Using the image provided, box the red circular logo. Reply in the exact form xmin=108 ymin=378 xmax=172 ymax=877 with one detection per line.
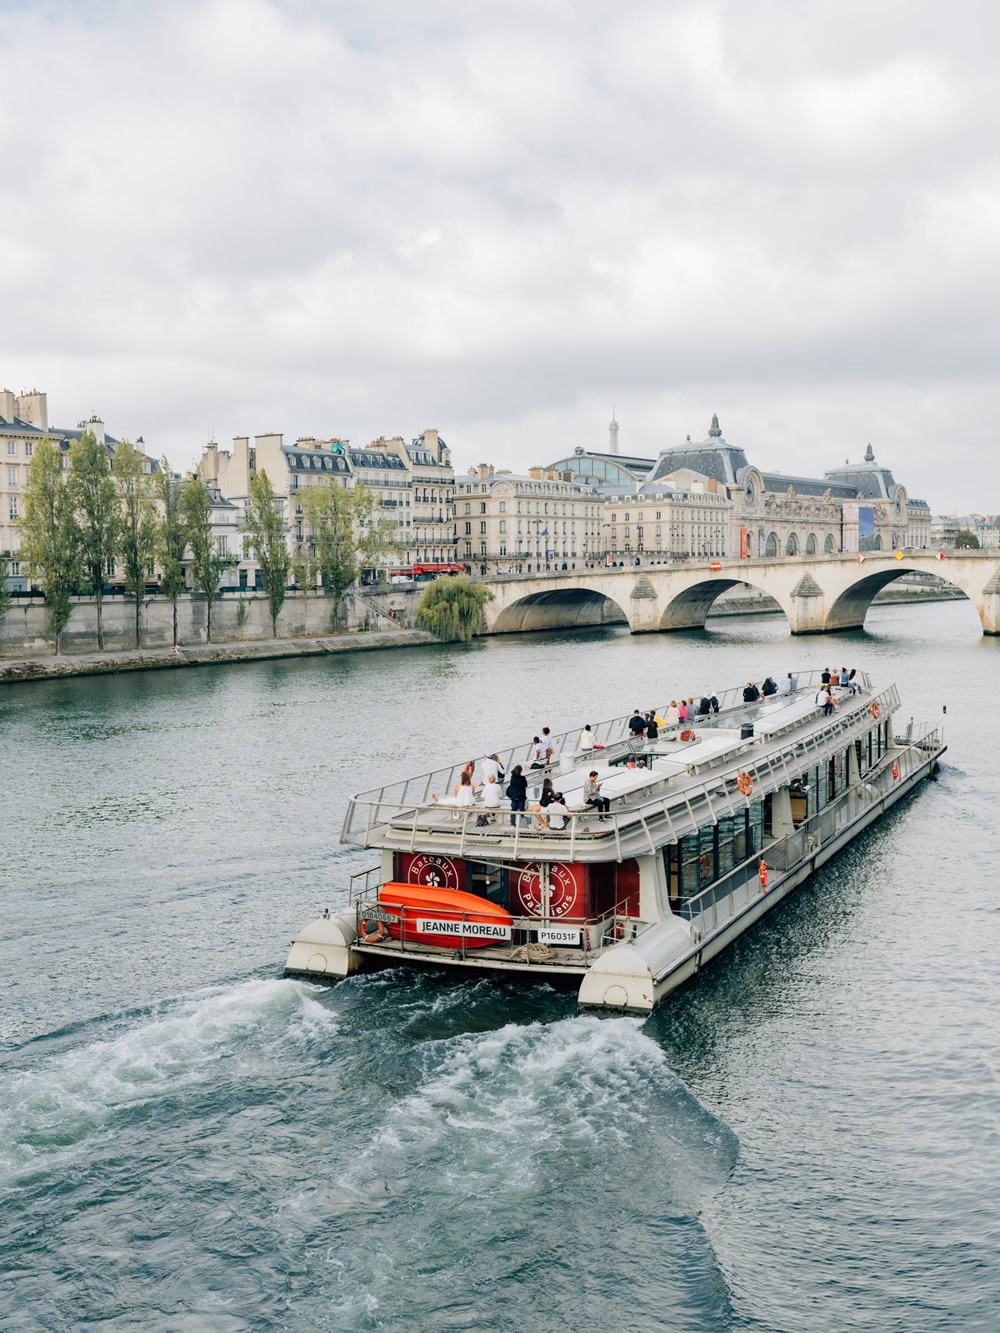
xmin=516 ymin=863 xmax=580 ymax=918
xmin=406 ymin=854 xmax=460 ymax=890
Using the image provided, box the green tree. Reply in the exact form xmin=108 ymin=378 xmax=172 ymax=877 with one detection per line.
xmin=0 ymin=550 xmax=11 ymax=625
xmin=114 ymin=441 xmax=158 ymax=650
xmin=954 ymin=529 xmax=980 ymax=550
xmin=243 ymin=470 xmax=290 ymax=638
xmin=416 ymin=574 xmax=493 ymax=642
xmin=18 ymin=438 xmax=79 ymax=654
xmin=180 ymin=477 xmax=230 ymax=643
xmin=68 ymin=430 xmax=118 ymax=651
xmin=300 ymin=481 xmax=399 ymax=626
xmin=152 ymin=459 xmax=186 ymax=647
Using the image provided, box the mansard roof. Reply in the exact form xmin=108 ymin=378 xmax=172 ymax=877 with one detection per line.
xmin=0 ymin=414 xmax=54 ymax=438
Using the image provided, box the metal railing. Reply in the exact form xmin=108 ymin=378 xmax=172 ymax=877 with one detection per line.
xmin=340 ymin=676 xmax=888 ymax=858
xmin=342 ymin=670 xmax=872 ymax=830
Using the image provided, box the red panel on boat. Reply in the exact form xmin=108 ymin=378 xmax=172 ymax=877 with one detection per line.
xmin=393 ymin=852 xmax=468 ymax=893
xmin=509 ymin=862 xmax=585 ymax=921
xmin=378 ymin=882 xmax=512 ymax=949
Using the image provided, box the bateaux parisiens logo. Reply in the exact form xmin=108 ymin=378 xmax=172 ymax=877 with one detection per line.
xmin=406 ymin=854 xmax=461 ymax=890
xmin=516 ymin=863 xmax=580 ymax=919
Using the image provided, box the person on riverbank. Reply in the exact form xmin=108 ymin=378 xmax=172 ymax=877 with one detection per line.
xmin=584 ymin=771 xmax=610 ymax=816
xmin=506 ymin=765 xmax=528 ymax=826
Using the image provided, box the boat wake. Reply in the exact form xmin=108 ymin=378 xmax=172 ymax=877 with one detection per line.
xmin=0 ymin=977 xmax=336 ymax=1183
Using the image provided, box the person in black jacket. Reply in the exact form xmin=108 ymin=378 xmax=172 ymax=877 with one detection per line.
xmin=506 ymin=765 xmax=528 ymax=826
xmin=743 ymin=681 xmax=761 ymax=703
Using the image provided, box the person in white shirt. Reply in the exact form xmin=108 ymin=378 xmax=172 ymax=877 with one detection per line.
xmin=537 ymin=795 xmax=570 ymax=830
xmin=478 ymin=754 xmax=501 ymax=785
xmin=530 ymin=737 xmax=547 ymax=769
xmin=780 ymin=673 xmax=795 ymax=695
xmin=665 ymin=701 xmax=680 ymax=726
xmin=579 ymin=725 xmax=595 ymax=751
xmin=481 ymin=775 xmax=502 ymax=808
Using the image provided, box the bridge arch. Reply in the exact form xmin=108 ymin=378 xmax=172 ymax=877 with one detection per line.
xmin=824 ymin=564 xmax=970 ymax=633
xmin=491 ymin=586 xmax=629 ymax=633
xmin=658 ymin=577 xmax=790 ymax=633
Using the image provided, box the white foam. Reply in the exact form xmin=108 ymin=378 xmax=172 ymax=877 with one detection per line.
xmin=0 ymin=978 xmax=336 ymax=1182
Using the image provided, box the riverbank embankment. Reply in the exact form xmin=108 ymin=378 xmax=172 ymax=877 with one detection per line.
xmin=0 ymin=628 xmax=437 ymax=684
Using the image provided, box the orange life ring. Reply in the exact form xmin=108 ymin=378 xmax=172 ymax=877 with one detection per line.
xmin=737 ymin=771 xmax=753 ymax=797
xmin=870 ymin=702 xmax=880 ymax=720
xmin=759 ymin=859 xmax=768 ymax=891
xmin=680 ymin=729 xmax=697 ymax=742
xmin=359 ymin=917 xmax=387 ymax=943
xmin=892 ymin=762 xmax=899 ymax=781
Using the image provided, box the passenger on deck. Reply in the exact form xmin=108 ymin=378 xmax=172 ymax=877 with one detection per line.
xmin=584 ymin=771 xmax=611 ymax=815
xmin=679 ymin=699 xmax=690 ymax=722
xmin=839 ymin=667 xmax=850 ymax=687
xmin=432 ymin=770 xmax=476 ymax=807
xmin=762 ymin=676 xmax=777 ymax=697
xmin=821 ymin=667 xmax=832 ymax=686
xmin=579 ymin=724 xmax=595 ymax=751
xmin=540 ymin=795 xmax=570 ymax=830
xmin=628 ymin=710 xmax=647 ymax=737
xmin=814 ymin=686 xmax=836 ymax=716
xmin=711 ymin=695 xmax=720 ymax=714
xmin=698 ymin=696 xmax=712 ymax=715
xmin=743 ymin=681 xmax=761 ymax=703
xmin=478 ymin=754 xmax=502 ymax=785
xmin=477 ymin=775 xmax=502 ymax=824
xmin=848 ymin=669 xmax=861 ymax=695
xmin=779 ymin=673 xmax=795 ymax=695
xmin=665 ymin=700 xmax=680 ymax=725
xmin=506 ymin=764 xmax=528 ymax=825
xmin=645 ymin=712 xmax=659 ymax=741
xmin=529 ymin=736 xmax=547 ymax=769
xmin=542 ymin=727 xmax=553 ymax=764
xmin=687 ymin=697 xmax=696 ymax=718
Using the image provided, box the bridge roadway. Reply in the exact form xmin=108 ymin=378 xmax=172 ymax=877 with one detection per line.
xmin=480 ymin=551 xmax=1000 ymax=636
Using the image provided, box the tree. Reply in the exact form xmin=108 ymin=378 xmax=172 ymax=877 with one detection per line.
xmin=243 ymin=470 xmax=290 ymax=638
xmin=152 ymin=459 xmax=186 ymax=647
xmin=180 ymin=477 xmax=230 ymax=643
xmin=299 ymin=481 xmax=399 ymax=626
xmin=114 ymin=441 xmax=158 ymax=650
xmin=0 ymin=550 xmax=11 ymax=625
xmin=416 ymin=575 xmax=493 ymax=642
xmin=18 ymin=438 xmax=79 ymax=654
xmin=68 ymin=430 xmax=118 ymax=651
xmin=954 ymin=529 xmax=980 ymax=550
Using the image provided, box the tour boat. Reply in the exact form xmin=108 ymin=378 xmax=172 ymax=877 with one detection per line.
xmin=285 ymin=671 xmax=945 ymax=1012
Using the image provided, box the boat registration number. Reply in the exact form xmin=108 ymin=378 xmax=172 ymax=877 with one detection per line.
xmin=359 ymin=907 xmax=398 ymax=924
xmin=538 ymin=927 xmax=580 ymax=946
xmin=416 ymin=918 xmax=512 ymax=940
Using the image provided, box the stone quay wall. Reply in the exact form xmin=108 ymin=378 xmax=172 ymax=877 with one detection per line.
xmin=0 ymin=585 xmax=424 ymax=660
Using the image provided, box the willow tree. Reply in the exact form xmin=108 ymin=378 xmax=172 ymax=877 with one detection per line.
xmin=180 ymin=477 xmax=230 ymax=643
xmin=68 ymin=430 xmax=117 ymax=651
xmin=18 ymin=438 xmax=79 ymax=654
xmin=114 ymin=441 xmax=158 ymax=650
xmin=299 ymin=480 xmax=398 ymax=626
xmin=243 ymin=470 xmax=289 ymax=638
xmin=152 ymin=459 xmax=186 ymax=647
xmin=416 ymin=575 xmax=493 ymax=642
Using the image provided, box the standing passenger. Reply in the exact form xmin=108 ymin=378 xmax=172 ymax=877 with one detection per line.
xmin=645 ymin=712 xmax=659 ymax=741
xmin=506 ymin=764 xmax=528 ymax=826
xmin=629 ymin=710 xmax=647 ymax=737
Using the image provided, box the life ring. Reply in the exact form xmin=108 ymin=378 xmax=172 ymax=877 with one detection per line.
xmin=759 ymin=859 xmax=768 ymax=891
xmin=359 ymin=917 xmax=387 ymax=943
xmin=737 ymin=771 xmax=753 ymax=797
xmin=680 ymin=728 xmax=698 ymax=742
xmin=870 ymin=702 xmax=880 ymax=720
xmin=892 ymin=762 xmax=899 ymax=781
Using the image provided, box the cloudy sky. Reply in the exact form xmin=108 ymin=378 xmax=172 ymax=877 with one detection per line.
xmin=2 ymin=0 xmax=998 ymax=508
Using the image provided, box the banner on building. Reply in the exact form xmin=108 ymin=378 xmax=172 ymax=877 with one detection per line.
xmin=740 ymin=527 xmax=749 ymax=559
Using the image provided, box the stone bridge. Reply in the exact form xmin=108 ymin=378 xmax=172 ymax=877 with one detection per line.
xmin=481 ymin=552 xmax=1000 ymax=636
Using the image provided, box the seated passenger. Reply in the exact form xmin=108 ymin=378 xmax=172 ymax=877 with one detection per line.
xmin=432 ymin=771 xmax=476 ymax=807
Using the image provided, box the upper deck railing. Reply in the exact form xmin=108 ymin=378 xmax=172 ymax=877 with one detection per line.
xmin=341 ymin=671 xmax=894 ymax=860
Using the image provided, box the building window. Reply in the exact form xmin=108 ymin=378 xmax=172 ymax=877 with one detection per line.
xmin=480 ymin=502 xmax=486 ymax=513
xmin=464 ymin=522 xmax=471 ymax=535
xmin=7 ymin=467 xmax=16 ymax=486
xmin=217 ymin=536 xmax=228 ymax=555
xmin=6 ymin=442 xmax=14 ymax=456
xmin=499 ymin=501 xmax=506 ymax=513
xmin=24 ymin=442 xmax=32 ymax=457
xmin=480 ymin=521 xmax=487 ymax=534
xmin=8 ymin=497 xmax=16 ymax=520
xmin=465 ymin=503 xmax=470 ymax=514
xmin=499 ymin=543 xmax=507 ymax=556
xmin=480 ymin=542 xmax=487 ymax=555
xmin=499 ymin=520 xmax=506 ymax=534
xmin=9 ymin=561 xmax=19 ymax=576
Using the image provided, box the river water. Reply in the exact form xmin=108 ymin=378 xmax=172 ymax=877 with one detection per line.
xmin=2 ymin=602 xmax=999 ymax=1332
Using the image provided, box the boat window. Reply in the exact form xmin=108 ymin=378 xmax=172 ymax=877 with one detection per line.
xmin=748 ymin=799 xmax=764 ymax=855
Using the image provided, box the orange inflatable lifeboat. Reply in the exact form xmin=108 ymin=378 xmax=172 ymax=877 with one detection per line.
xmin=378 ymin=882 xmax=513 ymax=949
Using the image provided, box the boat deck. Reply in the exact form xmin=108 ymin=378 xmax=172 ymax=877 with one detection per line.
xmin=341 ymin=670 xmax=924 ymax=861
